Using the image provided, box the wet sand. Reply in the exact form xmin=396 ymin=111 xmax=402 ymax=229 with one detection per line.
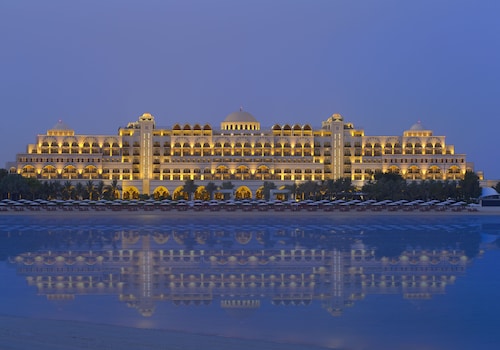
xmin=1 ymin=206 xmax=498 ymax=219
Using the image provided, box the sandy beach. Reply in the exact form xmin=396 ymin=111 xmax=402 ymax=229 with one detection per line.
xmin=1 ymin=206 xmax=499 ymax=219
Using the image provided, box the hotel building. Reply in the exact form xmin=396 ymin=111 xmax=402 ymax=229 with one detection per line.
xmin=7 ymin=110 xmax=474 ymax=199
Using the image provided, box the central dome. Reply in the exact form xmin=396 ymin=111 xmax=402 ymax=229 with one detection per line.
xmin=221 ymin=109 xmax=260 ymax=131
xmin=410 ymin=121 xmax=425 ymax=130
xmin=223 ymin=110 xmax=258 ymax=123
xmin=48 ymin=119 xmax=75 ymax=136
xmin=51 ymin=120 xmax=72 ymax=130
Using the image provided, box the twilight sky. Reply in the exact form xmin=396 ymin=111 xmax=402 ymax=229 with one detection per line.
xmin=1 ymin=0 xmax=499 ymax=179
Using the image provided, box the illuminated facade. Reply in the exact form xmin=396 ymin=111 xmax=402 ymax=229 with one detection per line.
xmin=7 ymin=110 xmax=474 ymax=198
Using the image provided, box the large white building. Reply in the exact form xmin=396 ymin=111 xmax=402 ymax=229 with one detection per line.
xmin=7 ymin=110 xmax=475 ymax=199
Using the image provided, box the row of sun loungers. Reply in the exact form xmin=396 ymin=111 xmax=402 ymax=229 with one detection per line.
xmin=0 ymin=198 xmax=479 ymax=212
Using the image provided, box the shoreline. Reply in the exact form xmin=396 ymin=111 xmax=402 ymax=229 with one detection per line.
xmin=1 ymin=206 xmax=499 ymax=218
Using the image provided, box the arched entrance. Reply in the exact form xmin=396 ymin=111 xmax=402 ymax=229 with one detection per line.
xmin=123 ymin=186 xmax=140 ymax=200
xmin=153 ymin=186 xmax=170 ymax=200
xmin=255 ymin=186 xmax=264 ymax=200
xmin=235 ymin=186 xmax=252 ymax=199
xmin=172 ymin=186 xmax=187 ymax=200
xmin=195 ymin=186 xmax=209 ymax=200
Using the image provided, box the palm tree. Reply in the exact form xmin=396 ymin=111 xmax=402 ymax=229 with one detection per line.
xmin=95 ymin=181 xmax=106 ymax=200
xmin=37 ymin=181 xmax=51 ymax=200
xmin=221 ymin=181 xmax=234 ymax=190
xmin=25 ymin=177 xmax=41 ymax=200
xmin=362 ymin=173 xmax=406 ymax=200
xmin=50 ymin=181 xmax=63 ymax=200
xmin=262 ymin=181 xmax=277 ymax=201
xmin=62 ymin=181 xmax=74 ymax=200
xmin=205 ymin=182 xmax=217 ymax=200
xmin=75 ymin=182 xmax=85 ymax=200
xmin=0 ymin=174 xmax=28 ymax=200
xmin=85 ymin=180 xmax=95 ymax=200
xmin=324 ymin=177 xmax=354 ymax=199
xmin=459 ymin=171 xmax=481 ymax=201
xmin=219 ymin=181 xmax=235 ymax=200
xmin=297 ymin=180 xmax=320 ymax=200
xmin=495 ymin=182 xmax=500 ymax=194
xmin=183 ymin=179 xmax=198 ymax=201
xmin=105 ymin=179 xmax=121 ymax=200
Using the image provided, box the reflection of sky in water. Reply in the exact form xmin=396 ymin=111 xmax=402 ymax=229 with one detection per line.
xmin=1 ymin=214 xmax=500 ymax=350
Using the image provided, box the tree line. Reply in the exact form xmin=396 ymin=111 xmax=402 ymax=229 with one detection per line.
xmin=361 ymin=172 xmax=481 ymax=202
xmin=0 ymin=169 xmax=121 ymax=201
xmin=0 ymin=168 xmax=484 ymax=202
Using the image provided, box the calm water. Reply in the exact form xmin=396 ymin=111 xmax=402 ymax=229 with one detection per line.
xmin=1 ymin=213 xmax=500 ymax=350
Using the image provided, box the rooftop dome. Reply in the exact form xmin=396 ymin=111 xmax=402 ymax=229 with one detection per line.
xmin=409 ymin=121 xmax=426 ymax=131
xmin=223 ymin=110 xmax=258 ymax=123
xmin=139 ymin=112 xmax=155 ymax=121
xmin=51 ymin=119 xmax=72 ymax=130
xmin=331 ymin=113 xmax=343 ymax=121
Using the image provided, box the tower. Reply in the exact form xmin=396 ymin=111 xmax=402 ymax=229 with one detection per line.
xmin=322 ymin=113 xmax=345 ymax=179
xmin=138 ymin=113 xmax=155 ymax=194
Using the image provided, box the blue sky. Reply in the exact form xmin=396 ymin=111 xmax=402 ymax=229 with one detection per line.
xmin=1 ymin=0 xmax=499 ymax=179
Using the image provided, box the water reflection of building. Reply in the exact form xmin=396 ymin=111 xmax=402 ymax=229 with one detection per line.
xmin=9 ymin=227 xmax=474 ymax=317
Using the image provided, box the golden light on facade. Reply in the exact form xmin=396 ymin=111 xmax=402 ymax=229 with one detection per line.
xmin=8 ymin=110 xmax=475 ymax=194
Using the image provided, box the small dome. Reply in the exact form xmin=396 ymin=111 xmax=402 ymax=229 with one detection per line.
xmin=139 ymin=112 xmax=154 ymax=121
xmin=410 ymin=121 xmax=425 ymax=130
xmin=331 ymin=113 xmax=343 ymax=121
xmin=51 ymin=119 xmax=72 ymax=130
xmin=224 ymin=110 xmax=258 ymax=123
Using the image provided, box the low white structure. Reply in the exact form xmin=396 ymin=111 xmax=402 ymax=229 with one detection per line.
xmin=480 ymin=187 xmax=500 ymax=206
